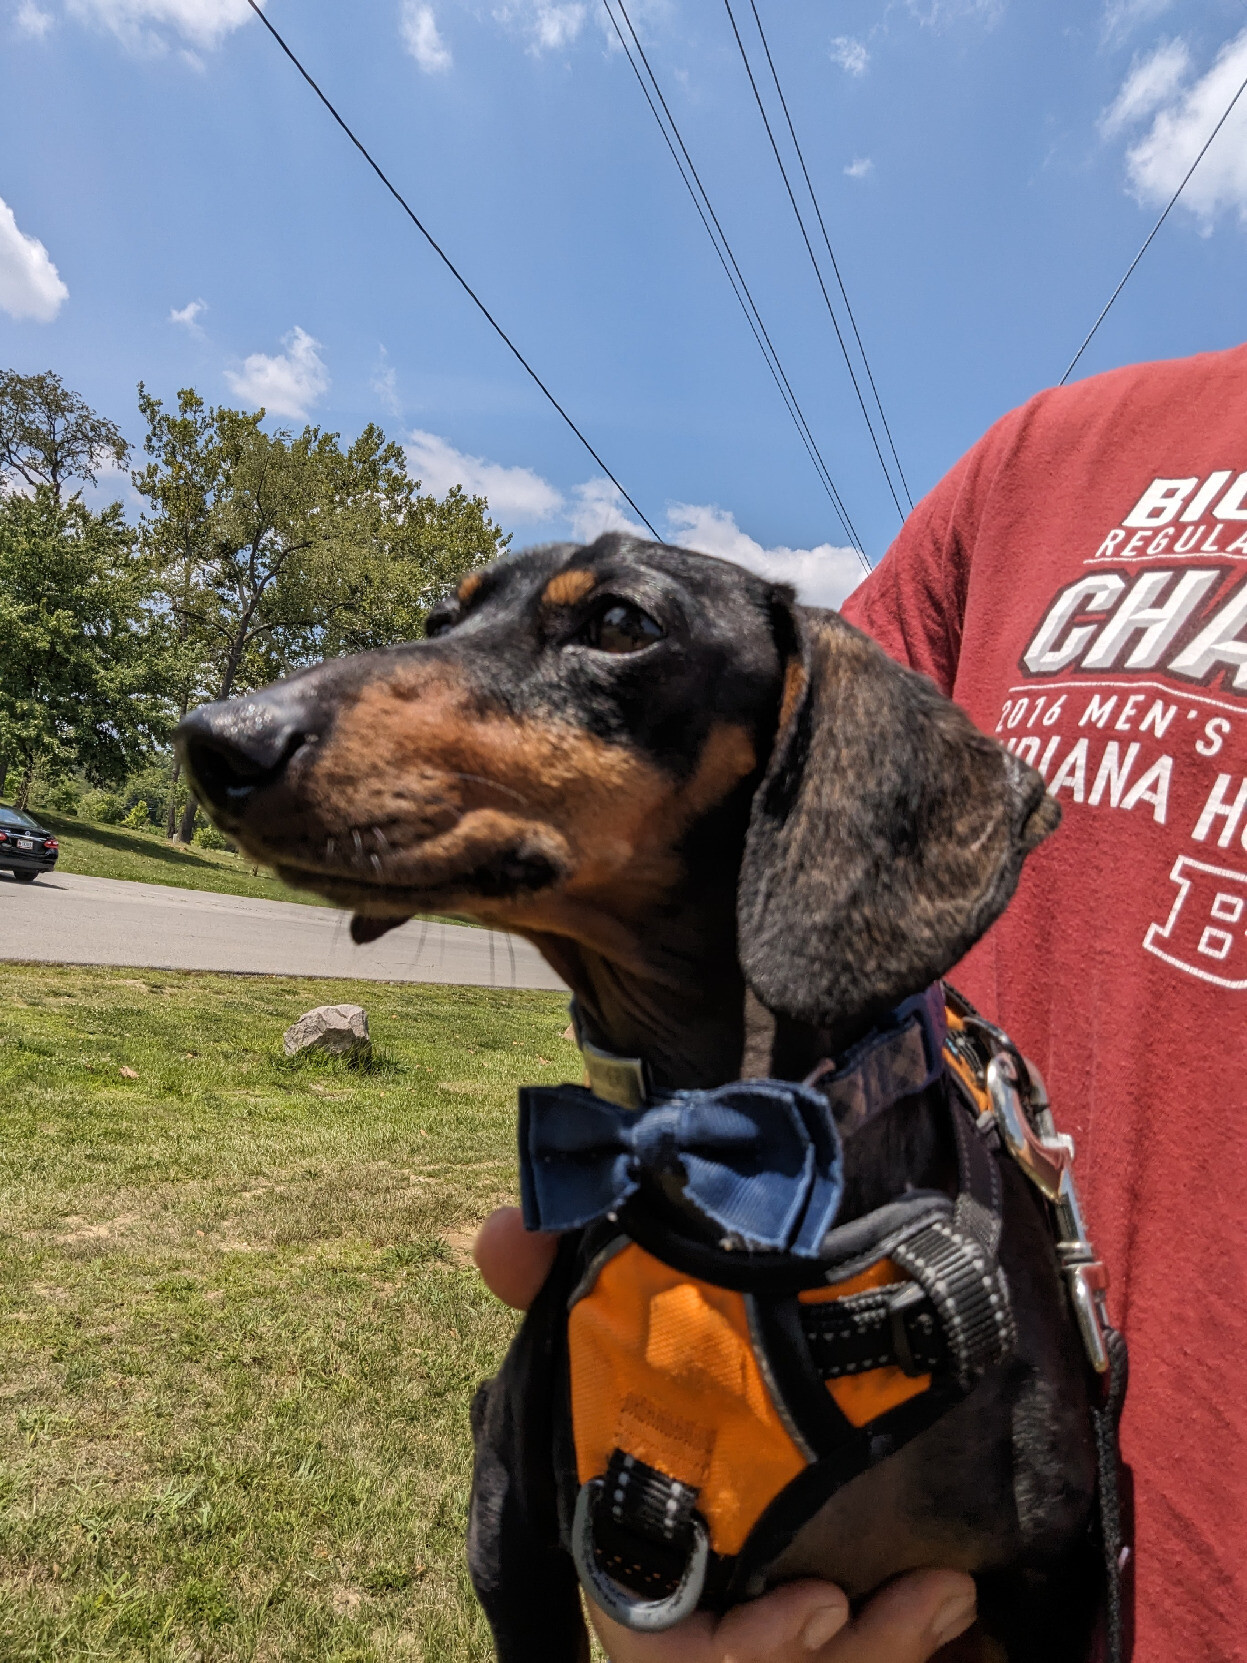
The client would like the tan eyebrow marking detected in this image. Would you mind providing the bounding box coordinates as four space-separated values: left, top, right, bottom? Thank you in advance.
542 568 597 608
457 571 485 605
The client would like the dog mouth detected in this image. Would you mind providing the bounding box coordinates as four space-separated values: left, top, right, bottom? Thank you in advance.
225 805 572 943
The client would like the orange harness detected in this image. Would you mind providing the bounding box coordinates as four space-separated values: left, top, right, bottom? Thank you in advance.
552 989 1130 1650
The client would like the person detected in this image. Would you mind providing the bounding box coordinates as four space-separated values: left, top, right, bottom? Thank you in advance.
476 341 1247 1661
838 341 1247 1663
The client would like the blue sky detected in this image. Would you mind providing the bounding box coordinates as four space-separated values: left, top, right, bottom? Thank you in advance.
2 0 1247 605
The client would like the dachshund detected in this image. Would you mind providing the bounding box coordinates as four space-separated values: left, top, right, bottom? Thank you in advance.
177 533 1111 1663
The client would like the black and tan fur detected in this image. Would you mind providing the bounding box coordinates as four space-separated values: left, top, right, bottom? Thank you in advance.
177 534 1100 1662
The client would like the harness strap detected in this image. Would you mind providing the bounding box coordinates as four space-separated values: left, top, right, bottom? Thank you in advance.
593 1449 701 1591
799 1280 948 1379
573 1461 711 1632
890 1215 1015 1390
1094 1325 1133 1663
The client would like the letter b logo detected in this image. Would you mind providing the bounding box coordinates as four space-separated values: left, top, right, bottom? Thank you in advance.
1144 856 1247 989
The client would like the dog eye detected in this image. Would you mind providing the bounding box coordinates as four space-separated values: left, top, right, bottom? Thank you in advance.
579 601 664 654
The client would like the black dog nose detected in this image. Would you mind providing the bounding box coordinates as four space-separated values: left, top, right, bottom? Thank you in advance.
176 690 317 813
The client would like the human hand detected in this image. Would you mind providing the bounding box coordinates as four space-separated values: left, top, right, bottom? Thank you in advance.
586 1570 977 1663
472 1209 978 1663
473 1205 558 1310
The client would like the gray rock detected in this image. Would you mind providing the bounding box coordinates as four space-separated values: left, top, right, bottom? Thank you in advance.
283 1004 371 1059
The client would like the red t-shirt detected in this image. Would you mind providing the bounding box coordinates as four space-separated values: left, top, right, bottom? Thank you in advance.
841 344 1247 1663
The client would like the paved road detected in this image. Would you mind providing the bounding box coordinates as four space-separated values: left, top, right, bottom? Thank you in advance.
0 870 566 990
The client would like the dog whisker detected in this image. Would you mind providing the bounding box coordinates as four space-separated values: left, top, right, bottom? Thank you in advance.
443 770 531 809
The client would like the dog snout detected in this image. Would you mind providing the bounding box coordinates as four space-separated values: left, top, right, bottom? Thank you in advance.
176 687 320 815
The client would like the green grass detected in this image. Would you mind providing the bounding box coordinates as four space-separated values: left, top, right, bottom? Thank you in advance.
27 811 331 908
0 964 578 1662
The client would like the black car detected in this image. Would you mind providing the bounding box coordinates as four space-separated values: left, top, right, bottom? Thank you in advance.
0 806 59 882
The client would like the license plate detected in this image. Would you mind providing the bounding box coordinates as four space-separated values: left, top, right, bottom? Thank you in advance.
15 839 33 849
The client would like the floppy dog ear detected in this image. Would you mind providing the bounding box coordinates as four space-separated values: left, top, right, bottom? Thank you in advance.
738 600 1059 1039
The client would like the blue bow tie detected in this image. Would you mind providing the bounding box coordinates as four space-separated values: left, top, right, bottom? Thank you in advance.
518 1078 845 1258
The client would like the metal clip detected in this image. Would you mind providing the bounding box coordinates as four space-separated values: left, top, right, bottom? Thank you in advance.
986 1053 1111 1375
572 1478 709 1631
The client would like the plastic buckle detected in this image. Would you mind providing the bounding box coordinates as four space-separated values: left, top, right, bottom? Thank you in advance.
572 1478 709 1632
986 1053 1111 1375
887 1281 936 1377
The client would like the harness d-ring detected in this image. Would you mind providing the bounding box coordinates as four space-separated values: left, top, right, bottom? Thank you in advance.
572 1478 710 1631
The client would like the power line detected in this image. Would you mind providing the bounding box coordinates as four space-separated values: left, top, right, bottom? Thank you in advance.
722 0 907 521
603 0 863 558
742 0 913 512
1060 60 1247 386
603 0 871 567
240 0 660 538
604 0 866 560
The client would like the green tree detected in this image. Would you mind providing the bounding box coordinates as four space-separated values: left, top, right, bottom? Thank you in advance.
0 369 129 502
0 490 171 809
137 388 506 838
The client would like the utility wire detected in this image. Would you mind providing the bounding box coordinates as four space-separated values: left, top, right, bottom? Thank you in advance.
241 0 660 538
723 0 906 522
743 0 913 511
604 0 861 557
605 0 865 559
1060 60 1247 386
604 0 871 566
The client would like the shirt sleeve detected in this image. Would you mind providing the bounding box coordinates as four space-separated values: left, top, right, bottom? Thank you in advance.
839 406 1023 696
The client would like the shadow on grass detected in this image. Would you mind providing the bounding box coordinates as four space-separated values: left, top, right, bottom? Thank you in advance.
273 1044 404 1078
35 810 226 873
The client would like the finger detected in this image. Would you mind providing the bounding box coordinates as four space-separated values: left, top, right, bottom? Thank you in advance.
824 1570 977 1663
472 1206 558 1310
587 1581 849 1663
716 1579 850 1660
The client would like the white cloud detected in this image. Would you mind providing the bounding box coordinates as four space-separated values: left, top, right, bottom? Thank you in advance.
829 35 867 75
14 2 54 36
406 430 565 520
371 348 401 417
396 432 864 607
169 296 206 330
563 478 637 542
665 503 863 610
400 1 451 72
1100 38 1189 138
224 326 329 420
1102 0 1175 47
64 0 261 50
905 0 1001 25
1121 29 1247 228
0 195 68 322
494 0 585 54
844 157 874 180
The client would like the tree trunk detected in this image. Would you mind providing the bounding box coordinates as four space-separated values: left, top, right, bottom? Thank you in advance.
177 793 199 844
16 762 36 812
166 754 183 839
0 753 7 802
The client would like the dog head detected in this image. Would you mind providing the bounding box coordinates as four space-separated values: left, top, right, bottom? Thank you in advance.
177 533 1057 1044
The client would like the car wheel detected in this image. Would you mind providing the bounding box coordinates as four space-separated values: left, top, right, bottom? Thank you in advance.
12 871 38 883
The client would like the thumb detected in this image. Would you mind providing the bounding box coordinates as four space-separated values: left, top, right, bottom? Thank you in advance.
829 1570 977 1663
473 1206 558 1310
714 1579 850 1659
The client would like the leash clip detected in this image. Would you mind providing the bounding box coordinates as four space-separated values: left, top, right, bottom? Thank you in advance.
986 1053 1111 1375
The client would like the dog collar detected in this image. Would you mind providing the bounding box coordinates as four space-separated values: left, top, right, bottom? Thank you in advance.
566 987 947 1135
